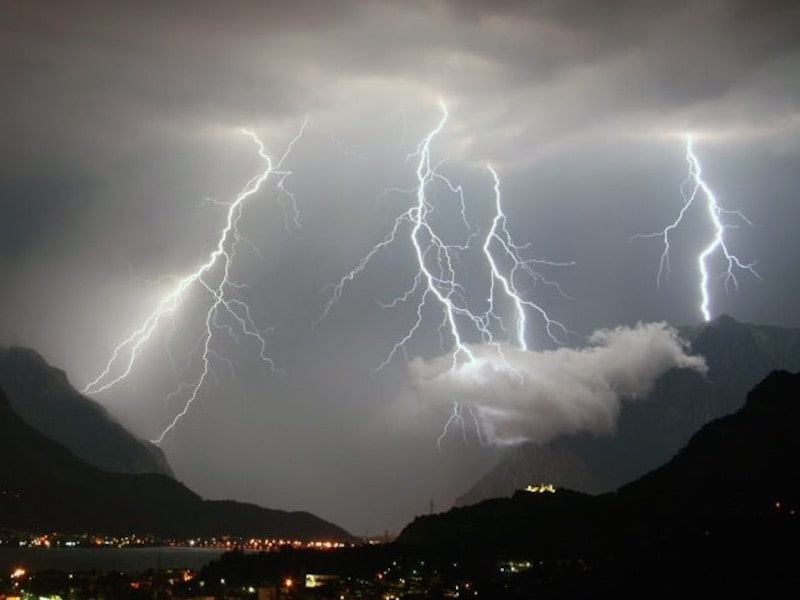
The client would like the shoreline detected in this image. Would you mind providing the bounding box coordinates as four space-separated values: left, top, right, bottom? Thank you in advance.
0 546 228 572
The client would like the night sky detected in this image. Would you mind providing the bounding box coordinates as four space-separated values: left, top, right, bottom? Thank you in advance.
2 1 799 534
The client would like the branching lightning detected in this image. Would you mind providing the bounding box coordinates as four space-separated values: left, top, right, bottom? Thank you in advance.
83 120 308 444
319 100 571 444
484 165 573 351
634 135 759 322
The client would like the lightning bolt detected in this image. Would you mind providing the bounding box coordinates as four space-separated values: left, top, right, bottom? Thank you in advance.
633 135 759 322
318 100 570 444
82 119 308 443
483 165 573 351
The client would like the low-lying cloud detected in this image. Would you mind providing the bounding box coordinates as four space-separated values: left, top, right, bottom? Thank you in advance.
408 322 707 445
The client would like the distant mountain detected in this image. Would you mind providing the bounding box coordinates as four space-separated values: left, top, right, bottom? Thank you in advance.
397 371 800 594
0 346 172 477
0 387 354 541
456 316 800 506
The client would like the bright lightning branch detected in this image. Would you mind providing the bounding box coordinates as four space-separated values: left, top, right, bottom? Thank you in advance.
83 122 307 443
634 135 760 322
319 100 571 444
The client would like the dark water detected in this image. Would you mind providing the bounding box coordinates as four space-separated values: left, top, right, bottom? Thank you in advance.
0 547 225 572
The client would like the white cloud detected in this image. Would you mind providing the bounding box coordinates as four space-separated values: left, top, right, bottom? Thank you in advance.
408 322 707 445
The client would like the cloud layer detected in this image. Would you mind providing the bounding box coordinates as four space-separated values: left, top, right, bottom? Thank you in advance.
409 322 707 445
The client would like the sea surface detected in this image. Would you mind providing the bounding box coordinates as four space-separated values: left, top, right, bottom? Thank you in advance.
0 546 226 572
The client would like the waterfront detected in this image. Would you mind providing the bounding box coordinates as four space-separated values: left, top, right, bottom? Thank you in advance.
0 546 225 572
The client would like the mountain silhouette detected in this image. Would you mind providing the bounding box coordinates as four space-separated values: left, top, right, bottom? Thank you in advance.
0 346 172 476
398 371 800 594
619 368 800 515
0 387 353 541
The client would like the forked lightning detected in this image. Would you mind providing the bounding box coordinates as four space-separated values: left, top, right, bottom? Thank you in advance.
83 121 307 443
319 100 570 444
634 135 759 321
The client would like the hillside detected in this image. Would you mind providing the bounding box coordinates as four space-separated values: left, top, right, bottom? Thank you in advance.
456 315 800 506
618 369 800 515
0 346 172 476
405 371 800 541
0 387 353 541
396 371 800 594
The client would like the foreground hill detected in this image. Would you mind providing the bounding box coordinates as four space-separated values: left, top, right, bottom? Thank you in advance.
0 387 353 541
406 370 800 546
395 371 800 594
457 315 800 505
619 368 800 515
0 346 172 476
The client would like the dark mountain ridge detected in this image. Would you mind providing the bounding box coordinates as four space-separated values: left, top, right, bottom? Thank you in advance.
404 370 800 540
456 315 800 506
619 368 800 516
0 387 353 541
0 346 172 477
396 371 800 594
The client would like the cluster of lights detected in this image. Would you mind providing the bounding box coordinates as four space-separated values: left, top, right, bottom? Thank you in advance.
2 532 151 548
374 559 476 599
181 536 346 550
499 560 533 574
524 483 556 494
1 532 349 550
8 567 27 596
774 500 797 516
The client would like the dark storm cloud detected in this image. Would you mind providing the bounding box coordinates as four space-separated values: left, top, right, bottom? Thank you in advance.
0 2 335 170
1 0 797 184
426 0 800 155
1 1 799 534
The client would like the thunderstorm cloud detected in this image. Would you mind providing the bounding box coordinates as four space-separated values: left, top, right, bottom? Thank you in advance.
2 0 799 534
408 322 708 445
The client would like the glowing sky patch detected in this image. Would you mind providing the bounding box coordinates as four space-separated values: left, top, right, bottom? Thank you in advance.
83 122 307 443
